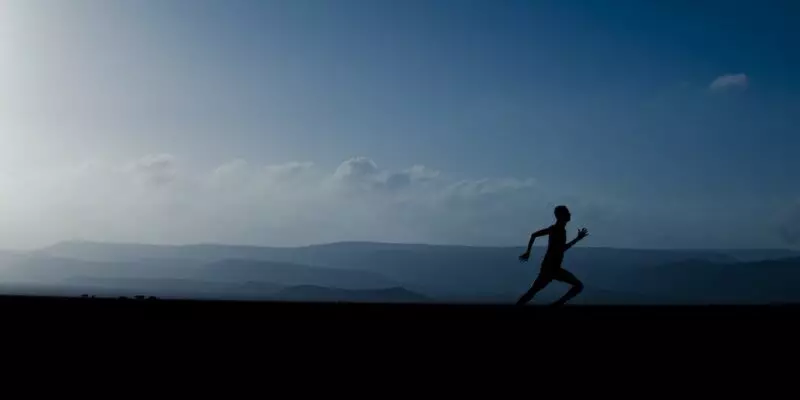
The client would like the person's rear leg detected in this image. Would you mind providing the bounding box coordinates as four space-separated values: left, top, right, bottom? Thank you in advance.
550 268 584 306
515 273 552 306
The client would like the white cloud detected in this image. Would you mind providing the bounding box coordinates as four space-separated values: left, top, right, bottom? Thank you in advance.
125 153 178 187
406 165 440 181
380 165 440 191
333 156 379 181
332 157 442 193
709 73 748 91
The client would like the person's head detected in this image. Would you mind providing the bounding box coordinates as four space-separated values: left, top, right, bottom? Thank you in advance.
554 205 571 223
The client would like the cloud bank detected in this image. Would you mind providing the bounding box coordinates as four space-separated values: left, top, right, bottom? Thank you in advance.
0 154 569 249
0 154 774 250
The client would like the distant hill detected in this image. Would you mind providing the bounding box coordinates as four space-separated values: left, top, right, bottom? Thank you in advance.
0 254 400 291
714 249 800 263
615 257 800 304
273 285 429 303
198 259 399 289
0 255 199 282
37 240 292 263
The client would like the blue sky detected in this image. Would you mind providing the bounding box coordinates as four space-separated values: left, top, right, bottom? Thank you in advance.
0 0 798 249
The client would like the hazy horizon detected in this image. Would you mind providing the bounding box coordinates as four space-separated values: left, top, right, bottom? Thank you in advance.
10 237 800 254
1 0 798 251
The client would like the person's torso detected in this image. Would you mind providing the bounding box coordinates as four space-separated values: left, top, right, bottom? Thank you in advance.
544 225 566 262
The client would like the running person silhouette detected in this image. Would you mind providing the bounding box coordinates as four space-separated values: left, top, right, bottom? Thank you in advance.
516 205 588 306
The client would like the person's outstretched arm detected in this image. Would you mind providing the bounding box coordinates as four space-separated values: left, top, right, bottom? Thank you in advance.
519 226 552 261
564 228 589 252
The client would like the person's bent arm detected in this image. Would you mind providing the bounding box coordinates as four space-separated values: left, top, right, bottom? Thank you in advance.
564 228 589 252
519 226 552 261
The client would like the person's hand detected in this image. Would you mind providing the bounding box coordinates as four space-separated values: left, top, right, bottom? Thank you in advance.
519 252 530 262
577 228 589 240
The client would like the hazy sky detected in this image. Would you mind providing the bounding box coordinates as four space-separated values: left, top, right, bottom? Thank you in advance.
0 0 798 250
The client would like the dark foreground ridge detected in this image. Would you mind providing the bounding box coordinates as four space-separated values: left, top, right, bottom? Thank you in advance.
5 294 798 360
4 293 799 326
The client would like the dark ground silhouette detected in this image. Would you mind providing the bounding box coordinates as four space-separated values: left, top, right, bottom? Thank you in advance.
516 205 589 306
